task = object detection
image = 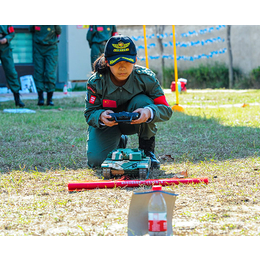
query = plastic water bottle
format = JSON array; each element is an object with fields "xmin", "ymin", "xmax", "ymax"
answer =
[
  {"xmin": 148, "ymin": 185, "xmax": 167, "ymax": 236},
  {"xmin": 63, "ymin": 84, "xmax": 68, "ymax": 95},
  {"xmin": 67, "ymin": 81, "xmax": 72, "ymax": 94}
]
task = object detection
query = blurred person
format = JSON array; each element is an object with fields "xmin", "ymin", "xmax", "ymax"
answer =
[
  {"xmin": 0, "ymin": 25, "xmax": 25, "ymax": 107},
  {"xmin": 87, "ymin": 25, "xmax": 118, "ymax": 69},
  {"xmin": 30, "ymin": 25, "xmax": 61, "ymax": 106}
]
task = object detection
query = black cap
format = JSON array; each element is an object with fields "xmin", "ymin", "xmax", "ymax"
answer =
[{"xmin": 104, "ymin": 35, "xmax": 137, "ymax": 66}]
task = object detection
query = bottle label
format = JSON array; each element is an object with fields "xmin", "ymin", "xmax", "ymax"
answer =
[{"xmin": 148, "ymin": 212, "xmax": 167, "ymax": 232}]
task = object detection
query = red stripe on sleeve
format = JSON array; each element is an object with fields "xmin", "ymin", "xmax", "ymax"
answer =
[{"xmin": 153, "ymin": 95, "xmax": 170, "ymax": 106}]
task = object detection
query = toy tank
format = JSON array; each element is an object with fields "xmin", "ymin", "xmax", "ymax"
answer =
[{"xmin": 101, "ymin": 148, "xmax": 151, "ymax": 179}]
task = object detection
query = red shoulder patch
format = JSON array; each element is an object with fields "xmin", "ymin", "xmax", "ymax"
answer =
[{"xmin": 89, "ymin": 95, "xmax": 96, "ymax": 104}]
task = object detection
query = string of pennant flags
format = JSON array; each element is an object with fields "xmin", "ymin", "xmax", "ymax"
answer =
[
  {"xmin": 133, "ymin": 25, "xmax": 227, "ymax": 61},
  {"xmin": 180, "ymin": 25, "xmax": 226, "ymax": 37},
  {"xmin": 137, "ymin": 48, "xmax": 227, "ymax": 61},
  {"xmin": 131, "ymin": 25, "xmax": 226, "ymax": 41},
  {"xmin": 136, "ymin": 37, "xmax": 225, "ymax": 50}
]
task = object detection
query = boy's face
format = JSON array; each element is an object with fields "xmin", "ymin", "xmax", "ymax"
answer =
[{"xmin": 108, "ymin": 60, "xmax": 135, "ymax": 82}]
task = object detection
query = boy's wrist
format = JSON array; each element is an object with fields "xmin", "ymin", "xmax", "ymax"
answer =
[{"xmin": 144, "ymin": 106, "xmax": 154, "ymax": 123}]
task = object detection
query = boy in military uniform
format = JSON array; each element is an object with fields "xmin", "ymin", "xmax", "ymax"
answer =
[
  {"xmin": 0, "ymin": 25, "xmax": 25, "ymax": 107},
  {"xmin": 30, "ymin": 25, "xmax": 61, "ymax": 106},
  {"xmin": 84, "ymin": 35, "xmax": 173, "ymax": 169},
  {"xmin": 86, "ymin": 25, "xmax": 118, "ymax": 69}
]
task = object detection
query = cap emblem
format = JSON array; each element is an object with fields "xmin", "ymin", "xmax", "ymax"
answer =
[{"xmin": 112, "ymin": 42, "xmax": 130, "ymax": 52}]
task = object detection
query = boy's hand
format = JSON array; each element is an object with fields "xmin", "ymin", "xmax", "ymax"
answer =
[
  {"xmin": 100, "ymin": 110, "xmax": 118, "ymax": 127},
  {"xmin": 131, "ymin": 108, "xmax": 151, "ymax": 124}
]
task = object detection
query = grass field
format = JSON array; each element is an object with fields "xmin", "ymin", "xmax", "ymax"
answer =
[{"xmin": 0, "ymin": 89, "xmax": 260, "ymax": 236}]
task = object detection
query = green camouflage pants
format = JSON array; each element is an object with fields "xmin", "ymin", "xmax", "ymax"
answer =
[
  {"xmin": 86, "ymin": 94, "xmax": 157, "ymax": 168},
  {"xmin": 0, "ymin": 46, "xmax": 21, "ymax": 93},
  {"xmin": 33, "ymin": 43, "xmax": 58, "ymax": 92}
]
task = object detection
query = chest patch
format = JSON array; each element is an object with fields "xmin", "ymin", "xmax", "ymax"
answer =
[
  {"xmin": 97, "ymin": 27, "xmax": 104, "ymax": 32},
  {"xmin": 103, "ymin": 99, "xmax": 117, "ymax": 108}
]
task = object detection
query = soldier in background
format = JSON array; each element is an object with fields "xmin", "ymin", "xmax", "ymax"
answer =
[
  {"xmin": 86, "ymin": 25, "xmax": 118, "ymax": 69},
  {"xmin": 0, "ymin": 25, "xmax": 25, "ymax": 107},
  {"xmin": 30, "ymin": 25, "xmax": 62, "ymax": 106}
]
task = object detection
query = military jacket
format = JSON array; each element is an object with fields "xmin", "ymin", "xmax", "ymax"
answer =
[
  {"xmin": 30, "ymin": 25, "xmax": 62, "ymax": 45},
  {"xmin": 0, "ymin": 25, "xmax": 15, "ymax": 50},
  {"xmin": 84, "ymin": 65, "xmax": 173, "ymax": 128},
  {"xmin": 86, "ymin": 25, "xmax": 117, "ymax": 48}
]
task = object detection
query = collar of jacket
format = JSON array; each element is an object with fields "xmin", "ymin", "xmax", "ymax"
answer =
[{"xmin": 107, "ymin": 72, "xmax": 134, "ymax": 95}]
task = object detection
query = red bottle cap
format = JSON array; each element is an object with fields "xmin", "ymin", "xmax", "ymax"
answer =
[{"xmin": 152, "ymin": 185, "xmax": 162, "ymax": 191}]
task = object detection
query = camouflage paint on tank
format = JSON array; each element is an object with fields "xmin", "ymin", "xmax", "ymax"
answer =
[{"xmin": 101, "ymin": 148, "xmax": 151, "ymax": 171}]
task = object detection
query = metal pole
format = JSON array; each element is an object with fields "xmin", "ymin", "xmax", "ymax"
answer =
[{"xmin": 143, "ymin": 25, "xmax": 149, "ymax": 68}]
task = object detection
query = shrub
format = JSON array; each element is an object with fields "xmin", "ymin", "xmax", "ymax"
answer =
[
  {"xmin": 163, "ymin": 62, "xmax": 242, "ymax": 89},
  {"xmin": 250, "ymin": 66, "xmax": 260, "ymax": 81},
  {"xmin": 248, "ymin": 66, "xmax": 260, "ymax": 89}
]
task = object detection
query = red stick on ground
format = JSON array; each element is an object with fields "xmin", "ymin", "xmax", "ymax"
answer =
[{"xmin": 68, "ymin": 177, "xmax": 209, "ymax": 192}]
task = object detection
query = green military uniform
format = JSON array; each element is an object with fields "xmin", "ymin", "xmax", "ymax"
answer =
[
  {"xmin": 0, "ymin": 25, "xmax": 21, "ymax": 93},
  {"xmin": 0, "ymin": 25, "xmax": 25, "ymax": 107},
  {"xmin": 84, "ymin": 65, "xmax": 173, "ymax": 167},
  {"xmin": 86, "ymin": 25, "xmax": 117, "ymax": 68},
  {"xmin": 30, "ymin": 25, "xmax": 61, "ymax": 93}
]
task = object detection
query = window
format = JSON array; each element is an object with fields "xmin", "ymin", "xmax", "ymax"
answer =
[{"xmin": 12, "ymin": 32, "xmax": 33, "ymax": 64}]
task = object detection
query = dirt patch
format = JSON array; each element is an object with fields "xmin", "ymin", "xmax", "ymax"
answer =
[{"xmin": 1, "ymin": 158, "xmax": 260, "ymax": 236}]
